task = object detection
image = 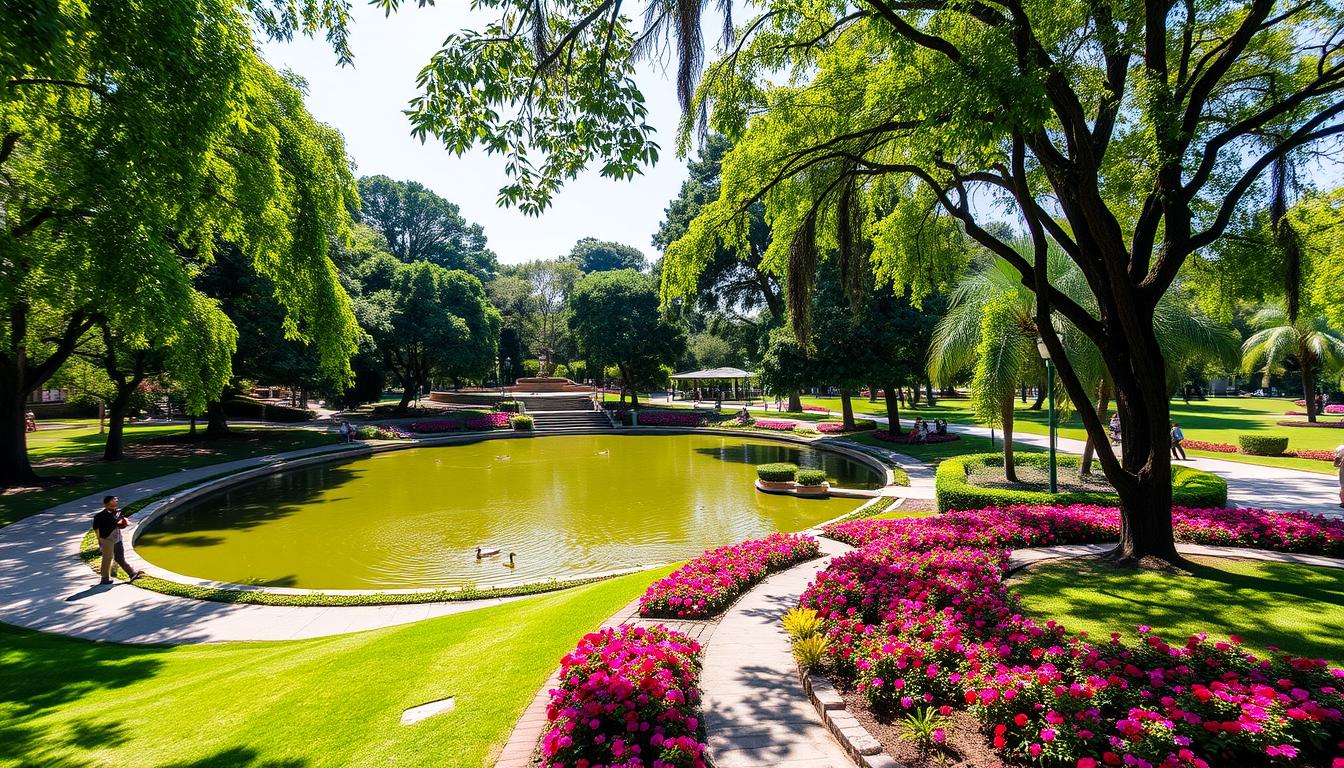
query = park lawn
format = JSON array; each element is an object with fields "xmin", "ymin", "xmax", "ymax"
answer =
[
  {"xmin": 0, "ymin": 565, "xmax": 674, "ymax": 768},
  {"xmin": 842, "ymin": 430, "xmax": 1041, "ymax": 466},
  {"xmin": 2, "ymin": 423, "xmax": 338, "ymax": 528},
  {"xmin": 811, "ymin": 394, "xmax": 1341, "ymax": 476},
  {"xmin": 1013, "ymin": 556, "xmax": 1344, "ymax": 664}
]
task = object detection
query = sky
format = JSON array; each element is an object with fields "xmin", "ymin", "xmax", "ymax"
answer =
[{"xmin": 257, "ymin": 4, "xmax": 690, "ymax": 266}]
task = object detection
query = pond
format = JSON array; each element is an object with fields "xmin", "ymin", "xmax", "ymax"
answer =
[{"xmin": 134, "ymin": 433, "xmax": 879, "ymax": 590}]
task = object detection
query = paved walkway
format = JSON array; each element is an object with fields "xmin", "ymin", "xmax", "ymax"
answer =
[
  {"xmin": 0, "ymin": 441, "xmax": 535, "ymax": 644},
  {"xmin": 701, "ymin": 537, "xmax": 854, "ymax": 768}
]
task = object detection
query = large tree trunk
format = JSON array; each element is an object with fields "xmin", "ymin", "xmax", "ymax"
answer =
[
  {"xmin": 1001, "ymin": 395, "xmax": 1017, "ymax": 483},
  {"xmin": 788, "ymin": 392, "xmax": 802, "ymax": 412},
  {"xmin": 205, "ymin": 400, "xmax": 230, "ymax": 438},
  {"xmin": 882, "ymin": 385, "xmax": 902, "ymax": 434},
  {"xmin": 839, "ymin": 389, "xmax": 855, "ymax": 429},
  {"xmin": 924, "ymin": 380, "xmax": 936, "ymax": 407},
  {"xmin": 103, "ymin": 391, "xmax": 134, "ymax": 461},
  {"xmin": 1080, "ymin": 383, "xmax": 1110, "ymax": 477},
  {"xmin": 868, "ymin": 385, "xmax": 878, "ymax": 403},
  {"xmin": 0, "ymin": 376, "xmax": 38, "ymax": 487},
  {"xmin": 1029, "ymin": 381, "xmax": 1047, "ymax": 410}
]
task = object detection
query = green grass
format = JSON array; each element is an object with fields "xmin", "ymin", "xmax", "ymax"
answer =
[
  {"xmin": 808, "ymin": 394, "xmax": 1344, "ymax": 475},
  {"xmin": 3, "ymin": 423, "xmax": 338, "ymax": 528},
  {"xmin": 1014, "ymin": 556, "xmax": 1344, "ymax": 664},
  {"xmin": 842, "ymin": 430, "xmax": 1041, "ymax": 466},
  {"xmin": 0, "ymin": 565, "xmax": 674, "ymax": 768}
]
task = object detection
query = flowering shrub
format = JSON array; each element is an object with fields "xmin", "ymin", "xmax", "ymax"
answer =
[
  {"xmin": 354, "ymin": 425, "xmax": 411, "ymax": 440},
  {"xmin": 541, "ymin": 625, "xmax": 707, "ymax": 768},
  {"xmin": 1290, "ymin": 449, "xmax": 1339, "ymax": 461},
  {"xmin": 805, "ymin": 506, "xmax": 1344, "ymax": 767},
  {"xmin": 817, "ymin": 419, "xmax": 876, "ymax": 433},
  {"xmin": 803, "ymin": 405, "xmax": 831, "ymax": 413},
  {"xmin": 640, "ymin": 534, "xmax": 820, "ymax": 619},
  {"xmin": 631, "ymin": 410, "xmax": 704, "ymax": 427},
  {"xmin": 1182, "ymin": 439, "xmax": 1238, "ymax": 453},
  {"xmin": 408, "ymin": 412, "xmax": 511, "ymax": 433},
  {"xmin": 753, "ymin": 419, "xmax": 799, "ymax": 431},
  {"xmin": 872, "ymin": 430, "xmax": 960, "ymax": 445},
  {"xmin": 1292, "ymin": 401, "xmax": 1344, "ymax": 414},
  {"xmin": 1278, "ymin": 420, "xmax": 1344, "ymax": 429},
  {"xmin": 1187, "ymin": 436, "xmax": 1339, "ymax": 460}
]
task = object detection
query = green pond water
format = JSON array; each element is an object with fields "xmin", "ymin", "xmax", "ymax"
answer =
[{"xmin": 135, "ymin": 434, "xmax": 878, "ymax": 590}]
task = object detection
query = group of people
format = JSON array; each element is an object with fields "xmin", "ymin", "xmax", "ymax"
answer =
[
  {"xmin": 336, "ymin": 421, "xmax": 358, "ymax": 443},
  {"xmin": 1107, "ymin": 414, "xmax": 1189, "ymax": 462},
  {"xmin": 909, "ymin": 417, "xmax": 947, "ymax": 442}
]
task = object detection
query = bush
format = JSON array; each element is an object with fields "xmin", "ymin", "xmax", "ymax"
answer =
[
  {"xmin": 934, "ymin": 453, "xmax": 1227, "ymax": 514},
  {"xmin": 625, "ymin": 410, "xmax": 703, "ymax": 427},
  {"xmin": 1238, "ymin": 434, "xmax": 1290, "ymax": 455},
  {"xmin": 355, "ymin": 424, "xmax": 410, "ymax": 440},
  {"xmin": 756, "ymin": 462, "xmax": 799, "ymax": 482},
  {"xmin": 407, "ymin": 412, "xmax": 510, "ymax": 433},
  {"xmin": 494, "ymin": 400, "xmax": 523, "ymax": 413},
  {"xmin": 540, "ymin": 626, "xmax": 705, "ymax": 768},
  {"xmin": 639, "ymin": 534, "xmax": 820, "ymax": 619},
  {"xmin": 782, "ymin": 607, "xmax": 823, "ymax": 639},
  {"xmin": 510, "ymin": 414, "xmax": 534, "ymax": 430},
  {"xmin": 222, "ymin": 396, "xmax": 315, "ymax": 422},
  {"xmin": 816, "ymin": 418, "xmax": 876, "ymax": 433},
  {"xmin": 795, "ymin": 468, "xmax": 828, "ymax": 486}
]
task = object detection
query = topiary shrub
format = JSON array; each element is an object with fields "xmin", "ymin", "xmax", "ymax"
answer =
[
  {"xmin": 934, "ymin": 453, "xmax": 1228, "ymax": 514},
  {"xmin": 495, "ymin": 400, "xmax": 523, "ymax": 413},
  {"xmin": 756, "ymin": 463, "xmax": 799, "ymax": 482},
  {"xmin": 510, "ymin": 414, "xmax": 534, "ymax": 430},
  {"xmin": 1237, "ymin": 434, "xmax": 1289, "ymax": 456},
  {"xmin": 795, "ymin": 468, "xmax": 828, "ymax": 486}
]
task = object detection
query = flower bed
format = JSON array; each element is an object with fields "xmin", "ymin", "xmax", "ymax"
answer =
[
  {"xmin": 354, "ymin": 424, "xmax": 411, "ymax": 440},
  {"xmin": 872, "ymin": 430, "xmax": 960, "ymax": 445},
  {"xmin": 803, "ymin": 405, "xmax": 831, "ymax": 413},
  {"xmin": 1292, "ymin": 401, "xmax": 1344, "ymax": 414},
  {"xmin": 804, "ymin": 507, "xmax": 1344, "ymax": 767},
  {"xmin": 817, "ymin": 419, "xmax": 876, "ymax": 433},
  {"xmin": 408, "ymin": 412, "xmax": 512, "ymax": 433},
  {"xmin": 639, "ymin": 534, "xmax": 820, "ymax": 619},
  {"xmin": 1186, "ymin": 437, "xmax": 1337, "ymax": 461},
  {"xmin": 629, "ymin": 410, "xmax": 705, "ymax": 427},
  {"xmin": 1278, "ymin": 420, "xmax": 1344, "ymax": 429},
  {"xmin": 541, "ymin": 625, "xmax": 707, "ymax": 768},
  {"xmin": 753, "ymin": 419, "xmax": 800, "ymax": 431},
  {"xmin": 1183, "ymin": 439, "xmax": 1237, "ymax": 453}
]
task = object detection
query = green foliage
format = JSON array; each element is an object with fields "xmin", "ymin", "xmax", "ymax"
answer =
[
  {"xmin": 791, "ymin": 634, "xmax": 830, "ymax": 671},
  {"xmin": 495, "ymin": 400, "xmax": 523, "ymax": 413},
  {"xmin": 781, "ymin": 607, "xmax": 823, "ymax": 640},
  {"xmin": 795, "ymin": 468, "xmax": 827, "ymax": 486},
  {"xmin": 897, "ymin": 707, "xmax": 952, "ymax": 753},
  {"xmin": 756, "ymin": 462, "xmax": 798, "ymax": 482},
  {"xmin": 1237, "ymin": 435, "xmax": 1290, "ymax": 456},
  {"xmin": 567, "ymin": 270, "xmax": 684, "ymax": 400},
  {"xmin": 510, "ymin": 414, "xmax": 534, "ymax": 430},
  {"xmin": 757, "ymin": 326, "xmax": 813, "ymax": 400},
  {"xmin": 934, "ymin": 454, "xmax": 1229, "ymax": 514},
  {"xmin": 220, "ymin": 397, "xmax": 314, "ymax": 423},
  {"xmin": 357, "ymin": 175, "xmax": 498, "ymax": 282},
  {"xmin": 564, "ymin": 237, "xmax": 645, "ymax": 273}
]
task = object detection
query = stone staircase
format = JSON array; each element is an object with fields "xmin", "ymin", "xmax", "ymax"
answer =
[
  {"xmin": 528, "ymin": 410, "xmax": 615, "ymax": 433},
  {"xmin": 517, "ymin": 394, "xmax": 594, "ymax": 412}
]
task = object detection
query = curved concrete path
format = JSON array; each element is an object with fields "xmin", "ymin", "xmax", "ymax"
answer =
[
  {"xmin": 1009, "ymin": 542, "xmax": 1344, "ymax": 571},
  {"xmin": 0, "ymin": 441, "xmax": 534, "ymax": 644}
]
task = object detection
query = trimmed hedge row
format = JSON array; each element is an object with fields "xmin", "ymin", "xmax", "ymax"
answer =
[
  {"xmin": 756, "ymin": 462, "xmax": 798, "ymax": 482},
  {"xmin": 1238, "ymin": 434, "xmax": 1290, "ymax": 455},
  {"xmin": 934, "ymin": 452, "xmax": 1228, "ymax": 514},
  {"xmin": 795, "ymin": 469, "xmax": 828, "ymax": 486}
]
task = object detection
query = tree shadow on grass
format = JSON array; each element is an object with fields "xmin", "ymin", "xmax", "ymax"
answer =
[
  {"xmin": 1018, "ymin": 556, "xmax": 1344, "ymax": 663},
  {"xmin": 158, "ymin": 746, "xmax": 308, "ymax": 768},
  {"xmin": 0, "ymin": 625, "xmax": 163, "ymax": 766}
]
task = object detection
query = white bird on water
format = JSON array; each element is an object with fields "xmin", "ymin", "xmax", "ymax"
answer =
[{"xmin": 476, "ymin": 547, "xmax": 501, "ymax": 559}]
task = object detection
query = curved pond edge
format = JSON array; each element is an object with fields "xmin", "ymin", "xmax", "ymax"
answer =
[{"xmin": 110, "ymin": 428, "xmax": 897, "ymax": 606}]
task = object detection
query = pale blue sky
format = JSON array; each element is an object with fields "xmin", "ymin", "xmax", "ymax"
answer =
[{"xmin": 258, "ymin": 3, "xmax": 690, "ymax": 265}]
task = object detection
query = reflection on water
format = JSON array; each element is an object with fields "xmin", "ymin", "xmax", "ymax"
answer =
[{"xmin": 136, "ymin": 434, "xmax": 876, "ymax": 590}]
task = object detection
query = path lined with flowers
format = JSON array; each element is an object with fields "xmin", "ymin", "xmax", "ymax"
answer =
[{"xmin": 698, "ymin": 536, "xmax": 857, "ymax": 767}]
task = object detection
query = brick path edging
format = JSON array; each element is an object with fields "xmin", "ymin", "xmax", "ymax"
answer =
[{"xmin": 799, "ymin": 665, "xmax": 907, "ymax": 768}]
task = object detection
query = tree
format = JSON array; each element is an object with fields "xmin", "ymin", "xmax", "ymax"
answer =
[
  {"xmin": 567, "ymin": 270, "xmax": 684, "ymax": 406},
  {"xmin": 513, "ymin": 259, "xmax": 582, "ymax": 370},
  {"xmin": 1242, "ymin": 306, "xmax": 1344, "ymax": 420},
  {"xmin": 865, "ymin": 292, "xmax": 945, "ymax": 435},
  {"xmin": 357, "ymin": 175, "xmax": 498, "ymax": 282},
  {"xmin": 757, "ymin": 327, "xmax": 811, "ymax": 413},
  {"xmin": 688, "ymin": 332, "xmax": 736, "ymax": 370},
  {"xmin": 0, "ymin": 4, "xmax": 358, "ymax": 485},
  {"xmin": 564, "ymin": 237, "xmax": 646, "ymax": 273},
  {"xmin": 355, "ymin": 254, "xmax": 502, "ymax": 410}
]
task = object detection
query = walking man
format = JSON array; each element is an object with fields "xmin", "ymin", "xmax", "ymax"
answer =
[
  {"xmin": 1170, "ymin": 422, "xmax": 1187, "ymax": 461},
  {"xmin": 92, "ymin": 495, "xmax": 144, "ymax": 585}
]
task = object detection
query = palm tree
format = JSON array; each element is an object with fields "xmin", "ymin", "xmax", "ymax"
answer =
[
  {"xmin": 1242, "ymin": 306, "xmax": 1344, "ymax": 423},
  {"xmin": 932, "ymin": 251, "xmax": 1239, "ymax": 480}
]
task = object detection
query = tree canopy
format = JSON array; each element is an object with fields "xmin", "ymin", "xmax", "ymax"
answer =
[
  {"xmin": 357, "ymin": 175, "xmax": 498, "ymax": 282},
  {"xmin": 567, "ymin": 270, "xmax": 684, "ymax": 405},
  {"xmin": 564, "ymin": 237, "xmax": 646, "ymax": 273}
]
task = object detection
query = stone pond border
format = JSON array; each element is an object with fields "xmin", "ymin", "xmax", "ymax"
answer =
[{"xmin": 116, "ymin": 426, "xmax": 899, "ymax": 603}]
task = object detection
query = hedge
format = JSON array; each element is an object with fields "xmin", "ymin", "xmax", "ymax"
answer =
[
  {"xmin": 222, "ymin": 397, "xmax": 315, "ymax": 422},
  {"xmin": 934, "ymin": 452, "xmax": 1228, "ymax": 514},
  {"xmin": 795, "ymin": 468, "xmax": 828, "ymax": 486},
  {"xmin": 757, "ymin": 462, "xmax": 799, "ymax": 482},
  {"xmin": 1238, "ymin": 434, "xmax": 1290, "ymax": 455},
  {"xmin": 511, "ymin": 414, "xmax": 534, "ymax": 430},
  {"xmin": 495, "ymin": 400, "xmax": 523, "ymax": 413}
]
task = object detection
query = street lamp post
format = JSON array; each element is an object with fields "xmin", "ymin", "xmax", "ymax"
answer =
[{"xmin": 1036, "ymin": 337, "xmax": 1058, "ymax": 494}]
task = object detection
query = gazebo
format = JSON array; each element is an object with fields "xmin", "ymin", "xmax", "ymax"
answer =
[{"xmin": 669, "ymin": 367, "xmax": 758, "ymax": 403}]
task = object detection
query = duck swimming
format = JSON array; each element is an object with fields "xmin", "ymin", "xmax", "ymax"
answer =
[
  {"xmin": 504, "ymin": 553, "xmax": 516, "ymax": 568},
  {"xmin": 476, "ymin": 547, "xmax": 501, "ymax": 559}
]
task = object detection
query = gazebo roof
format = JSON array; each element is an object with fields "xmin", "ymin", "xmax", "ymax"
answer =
[{"xmin": 669, "ymin": 367, "xmax": 757, "ymax": 380}]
